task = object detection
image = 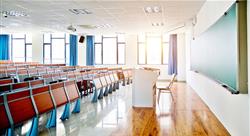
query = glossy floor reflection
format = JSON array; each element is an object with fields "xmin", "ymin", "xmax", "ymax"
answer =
[
  {"xmin": 39, "ymin": 84, "xmax": 132, "ymax": 136},
  {"xmin": 30, "ymin": 82, "xmax": 229, "ymax": 136}
]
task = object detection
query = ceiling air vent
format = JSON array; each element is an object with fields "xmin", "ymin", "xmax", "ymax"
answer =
[
  {"xmin": 69, "ymin": 9, "xmax": 92, "ymax": 15},
  {"xmin": 78, "ymin": 25, "xmax": 96, "ymax": 29}
]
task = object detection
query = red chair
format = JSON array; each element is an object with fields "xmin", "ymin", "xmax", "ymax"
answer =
[
  {"xmin": 64, "ymin": 81, "xmax": 80, "ymax": 102},
  {"xmin": 12, "ymin": 82, "xmax": 29, "ymax": 90},
  {"xmin": 0, "ymin": 78, "xmax": 13, "ymax": 85},
  {"xmin": 32, "ymin": 86, "xmax": 54, "ymax": 115},
  {"xmin": 6, "ymin": 89, "xmax": 38, "ymax": 135},
  {"xmin": 0, "ymin": 95, "xmax": 10, "ymax": 133},
  {"xmin": 30, "ymin": 79, "xmax": 45, "ymax": 88},
  {"xmin": 7, "ymin": 90, "xmax": 36, "ymax": 126},
  {"xmin": 50, "ymin": 82, "xmax": 68, "ymax": 107},
  {"xmin": 50, "ymin": 82, "xmax": 69, "ymax": 121},
  {"xmin": 0, "ymin": 84, "xmax": 12, "ymax": 93},
  {"xmin": 100, "ymin": 75, "xmax": 108, "ymax": 96}
]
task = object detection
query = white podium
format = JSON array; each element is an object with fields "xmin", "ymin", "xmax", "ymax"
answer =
[{"xmin": 132, "ymin": 69, "xmax": 159, "ymax": 108}]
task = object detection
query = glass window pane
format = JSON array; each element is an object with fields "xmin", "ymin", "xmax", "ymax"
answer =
[
  {"xmin": 95, "ymin": 44, "xmax": 102, "ymax": 64},
  {"xmin": 26, "ymin": 34, "xmax": 32, "ymax": 43},
  {"xmin": 163, "ymin": 34, "xmax": 169, "ymax": 42},
  {"xmin": 95, "ymin": 35, "xmax": 102, "ymax": 43},
  {"xmin": 118, "ymin": 44, "xmax": 125, "ymax": 64},
  {"xmin": 118, "ymin": 34, "xmax": 125, "ymax": 43},
  {"xmin": 44, "ymin": 45, "xmax": 51, "ymax": 64},
  {"xmin": 138, "ymin": 34, "xmax": 145, "ymax": 43},
  {"xmin": 52, "ymin": 39, "xmax": 65, "ymax": 64},
  {"xmin": 66, "ymin": 44, "xmax": 70, "ymax": 65},
  {"xmin": 163, "ymin": 43, "xmax": 169, "ymax": 64},
  {"xmin": 44, "ymin": 34, "xmax": 51, "ymax": 43},
  {"xmin": 12, "ymin": 39, "xmax": 25, "ymax": 62},
  {"xmin": 52, "ymin": 33, "xmax": 65, "ymax": 38},
  {"xmin": 66, "ymin": 34, "xmax": 70, "ymax": 44},
  {"xmin": 147, "ymin": 36, "xmax": 161, "ymax": 64},
  {"xmin": 138, "ymin": 43, "xmax": 145, "ymax": 64},
  {"xmin": 103, "ymin": 38, "xmax": 117, "ymax": 64},
  {"xmin": 12, "ymin": 33, "xmax": 25, "ymax": 38},
  {"xmin": 26, "ymin": 45, "xmax": 32, "ymax": 62}
]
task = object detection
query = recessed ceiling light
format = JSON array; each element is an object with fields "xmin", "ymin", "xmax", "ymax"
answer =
[
  {"xmin": 1, "ymin": 10, "xmax": 28, "ymax": 17},
  {"xmin": 144, "ymin": 6, "xmax": 162, "ymax": 14},
  {"xmin": 144, "ymin": 7, "xmax": 153, "ymax": 13},
  {"xmin": 153, "ymin": 6, "xmax": 161, "ymax": 13},
  {"xmin": 69, "ymin": 9, "xmax": 92, "ymax": 15}
]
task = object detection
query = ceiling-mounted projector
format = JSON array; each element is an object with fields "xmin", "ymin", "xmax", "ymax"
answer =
[{"xmin": 67, "ymin": 25, "xmax": 76, "ymax": 32}]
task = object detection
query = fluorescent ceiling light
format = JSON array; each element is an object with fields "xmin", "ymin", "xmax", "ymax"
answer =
[
  {"xmin": 1, "ymin": 10, "xmax": 28, "ymax": 17},
  {"xmin": 69, "ymin": 9, "xmax": 92, "ymax": 15}
]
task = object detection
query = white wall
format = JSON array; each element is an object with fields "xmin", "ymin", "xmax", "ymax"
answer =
[
  {"xmin": 177, "ymin": 33, "xmax": 186, "ymax": 81},
  {"xmin": 187, "ymin": 1, "xmax": 249, "ymax": 136},
  {"xmin": 194, "ymin": 0, "xmax": 236, "ymax": 36},
  {"xmin": 78, "ymin": 35, "xmax": 86, "ymax": 66},
  {"xmin": 188, "ymin": 71, "xmax": 249, "ymax": 136}
]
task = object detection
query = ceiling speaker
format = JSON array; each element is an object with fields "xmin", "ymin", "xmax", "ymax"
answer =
[{"xmin": 79, "ymin": 36, "xmax": 85, "ymax": 43}]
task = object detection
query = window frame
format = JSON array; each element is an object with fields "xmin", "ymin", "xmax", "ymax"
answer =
[
  {"xmin": 137, "ymin": 34, "xmax": 169, "ymax": 65},
  {"xmin": 43, "ymin": 34, "xmax": 69, "ymax": 65},
  {"xmin": 11, "ymin": 34, "xmax": 32, "ymax": 62},
  {"xmin": 94, "ymin": 35, "xmax": 126, "ymax": 65}
]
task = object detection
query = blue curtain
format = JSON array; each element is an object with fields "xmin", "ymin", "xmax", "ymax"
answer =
[
  {"xmin": 69, "ymin": 34, "xmax": 78, "ymax": 66},
  {"xmin": 86, "ymin": 35, "xmax": 94, "ymax": 66},
  {"xmin": 168, "ymin": 34, "xmax": 177, "ymax": 75},
  {"xmin": 0, "ymin": 34, "xmax": 10, "ymax": 60}
]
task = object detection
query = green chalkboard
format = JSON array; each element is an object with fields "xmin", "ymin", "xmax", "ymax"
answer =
[{"xmin": 191, "ymin": 4, "xmax": 237, "ymax": 90}]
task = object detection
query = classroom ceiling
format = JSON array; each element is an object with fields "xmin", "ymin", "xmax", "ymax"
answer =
[{"xmin": 0, "ymin": 0, "xmax": 205, "ymax": 34}]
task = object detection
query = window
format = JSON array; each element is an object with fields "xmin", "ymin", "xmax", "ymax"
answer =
[
  {"xmin": 103, "ymin": 38, "xmax": 117, "ymax": 64},
  {"xmin": 147, "ymin": 36, "xmax": 161, "ymax": 64},
  {"xmin": 94, "ymin": 35, "xmax": 126, "ymax": 65},
  {"xmin": 137, "ymin": 34, "xmax": 169, "ymax": 65},
  {"xmin": 43, "ymin": 33, "xmax": 69, "ymax": 65},
  {"xmin": 11, "ymin": 34, "xmax": 32, "ymax": 62}
]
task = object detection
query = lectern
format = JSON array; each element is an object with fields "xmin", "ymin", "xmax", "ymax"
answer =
[{"xmin": 132, "ymin": 69, "xmax": 159, "ymax": 108}]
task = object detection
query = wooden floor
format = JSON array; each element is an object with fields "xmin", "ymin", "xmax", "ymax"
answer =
[{"xmin": 110, "ymin": 82, "xmax": 230, "ymax": 136}]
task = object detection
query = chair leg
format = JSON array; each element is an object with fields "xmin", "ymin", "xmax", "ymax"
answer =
[
  {"xmin": 157, "ymin": 89, "xmax": 161, "ymax": 105},
  {"xmin": 170, "ymin": 91, "xmax": 174, "ymax": 101}
]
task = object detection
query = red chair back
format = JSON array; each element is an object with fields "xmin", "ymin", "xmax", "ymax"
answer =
[
  {"xmin": 50, "ymin": 82, "xmax": 68, "ymax": 107},
  {"xmin": 33, "ymin": 86, "xmax": 54, "ymax": 114},
  {"xmin": 64, "ymin": 81, "xmax": 80, "ymax": 102},
  {"xmin": 0, "ymin": 95, "xmax": 10, "ymax": 131},
  {"xmin": 7, "ymin": 90, "xmax": 36, "ymax": 126},
  {"xmin": 0, "ymin": 79, "xmax": 13, "ymax": 85}
]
